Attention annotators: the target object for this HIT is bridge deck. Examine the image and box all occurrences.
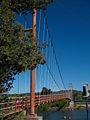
[0,110,22,120]
[0,94,72,119]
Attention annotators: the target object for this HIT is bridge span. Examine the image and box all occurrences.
[0,92,72,119]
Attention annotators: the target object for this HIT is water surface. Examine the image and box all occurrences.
[41,110,88,120]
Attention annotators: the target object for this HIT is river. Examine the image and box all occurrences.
[38,110,89,120]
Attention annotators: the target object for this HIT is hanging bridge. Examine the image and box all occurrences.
[0,1,73,120]
[0,93,72,120]
[0,93,72,112]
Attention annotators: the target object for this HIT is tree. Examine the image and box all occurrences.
[10,0,53,14]
[0,0,45,93]
[41,87,52,95]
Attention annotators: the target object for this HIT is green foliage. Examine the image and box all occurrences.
[41,87,52,95]
[73,90,84,101]
[73,90,90,102]
[36,104,49,112]
[36,99,70,112]
[10,0,53,14]
[50,99,69,109]
[0,0,45,92]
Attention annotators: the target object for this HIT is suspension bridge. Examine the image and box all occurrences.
[0,1,73,120]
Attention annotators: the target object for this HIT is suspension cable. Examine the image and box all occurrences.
[45,63,61,90]
[43,10,66,90]
[37,9,42,41]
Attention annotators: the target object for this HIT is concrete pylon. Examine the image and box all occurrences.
[22,115,43,120]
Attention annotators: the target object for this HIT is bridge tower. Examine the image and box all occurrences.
[27,1,53,120]
[68,83,73,100]
[68,83,74,109]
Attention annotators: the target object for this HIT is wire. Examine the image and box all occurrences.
[45,63,61,90]
[37,9,42,41]
[43,10,66,90]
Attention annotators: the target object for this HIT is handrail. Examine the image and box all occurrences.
[0,93,72,116]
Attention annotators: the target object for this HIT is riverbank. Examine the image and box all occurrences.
[36,99,70,113]
[74,102,90,110]
[36,100,90,120]
[36,100,90,117]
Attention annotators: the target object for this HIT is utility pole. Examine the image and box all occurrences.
[82,83,89,120]
[30,8,36,116]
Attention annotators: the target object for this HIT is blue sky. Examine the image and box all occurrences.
[46,0,90,90]
[10,0,90,93]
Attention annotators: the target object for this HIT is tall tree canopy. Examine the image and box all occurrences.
[10,0,53,13]
[41,87,52,95]
[0,0,45,92]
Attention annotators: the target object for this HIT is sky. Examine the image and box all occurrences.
[10,0,90,94]
[46,0,90,90]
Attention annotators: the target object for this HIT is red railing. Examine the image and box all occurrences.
[0,93,72,115]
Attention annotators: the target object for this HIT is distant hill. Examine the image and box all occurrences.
[73,90,90,102]
[2,89,90,102]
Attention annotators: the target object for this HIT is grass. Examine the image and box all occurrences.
[36,99,70,112]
